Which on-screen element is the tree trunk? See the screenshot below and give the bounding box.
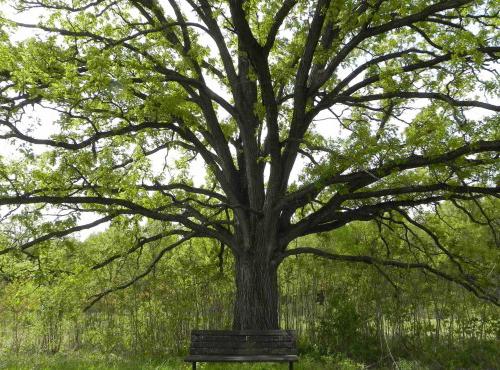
[233,255,280,329]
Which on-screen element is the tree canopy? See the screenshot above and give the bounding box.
[0,0,498,328]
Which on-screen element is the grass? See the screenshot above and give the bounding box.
[4,343,497,370]
[0,353,366,370]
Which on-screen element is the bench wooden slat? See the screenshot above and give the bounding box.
[193,335,294,341]
[190,348,298,355]
[185,354,299,362]
[191,330,296,336]
[191,341,295,348]
[192,338,294,344]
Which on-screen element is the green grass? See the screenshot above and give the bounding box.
[0,353,366,370]
[2,342,498,370]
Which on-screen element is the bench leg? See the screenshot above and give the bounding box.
[289,362,293,370]
[192,362,196,370]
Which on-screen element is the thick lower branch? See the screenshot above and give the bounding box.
[282,247,498,306]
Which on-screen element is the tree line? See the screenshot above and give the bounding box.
[1,200,498,368]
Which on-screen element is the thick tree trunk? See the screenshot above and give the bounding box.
[233,255,280,329]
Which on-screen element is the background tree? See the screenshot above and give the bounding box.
[0,0,498,329]
[0,200,498,368]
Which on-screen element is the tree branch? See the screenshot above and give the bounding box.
[84,232,197,311]
[282,246,498,305]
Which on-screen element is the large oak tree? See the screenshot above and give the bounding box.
[0,0,498,329]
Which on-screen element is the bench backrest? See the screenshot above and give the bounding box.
[189,330,297,356]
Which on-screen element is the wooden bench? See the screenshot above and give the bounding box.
[185,330,298,369]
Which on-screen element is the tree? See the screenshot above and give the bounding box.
[0,0,498,329]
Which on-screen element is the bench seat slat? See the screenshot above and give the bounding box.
[192,335,294,342]
[191,330,295,336]
[185,355,299,362]
[191,340,295,346]
[190,348,298,355]
[191,343,296,351]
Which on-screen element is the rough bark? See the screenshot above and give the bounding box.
[233,254,280,330]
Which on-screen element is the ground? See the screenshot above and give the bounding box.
[0,353,382,370]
